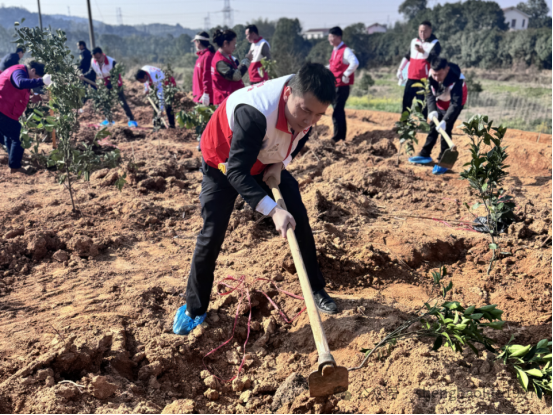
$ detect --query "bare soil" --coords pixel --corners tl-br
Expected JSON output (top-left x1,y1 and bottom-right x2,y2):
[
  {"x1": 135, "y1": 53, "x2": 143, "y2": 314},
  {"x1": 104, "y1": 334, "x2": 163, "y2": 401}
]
[{"x1": 0, "y1": 90, "x2": 551, "y2": 414}]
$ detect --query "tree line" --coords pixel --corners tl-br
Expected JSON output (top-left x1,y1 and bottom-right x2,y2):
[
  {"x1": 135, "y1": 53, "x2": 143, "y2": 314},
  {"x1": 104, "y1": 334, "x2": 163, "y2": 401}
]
[{"x1": 0, "y1": 0, "x2": 550, "y2": 73}]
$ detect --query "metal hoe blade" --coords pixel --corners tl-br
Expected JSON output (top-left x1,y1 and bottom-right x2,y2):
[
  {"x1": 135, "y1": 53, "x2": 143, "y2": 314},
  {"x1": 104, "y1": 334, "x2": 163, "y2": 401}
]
[
  {"x1": 438, "y1": 148, "x2": 458, "y2": 169},
  {"x1": 308, "y1": 363, "x2": 349, "y2": 397}
]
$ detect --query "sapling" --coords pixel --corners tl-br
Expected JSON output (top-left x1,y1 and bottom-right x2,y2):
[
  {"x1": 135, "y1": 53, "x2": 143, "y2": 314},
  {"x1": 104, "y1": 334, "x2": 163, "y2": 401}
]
[
  {"x1": 260, "y1": 57, "x2": 278, "y2": 80},
  {"x1": 15, "y1": 24, "x2": 123, "y2": 211},
  {"x1": 395, "y1": 78, "x2": 430, "y2": 161},
  {"x1": 460, "y1": 115, "x2": 515, "y2": 274},
  {"x1": 176, "y1": 105, "x2": 216, "y2": 136}
]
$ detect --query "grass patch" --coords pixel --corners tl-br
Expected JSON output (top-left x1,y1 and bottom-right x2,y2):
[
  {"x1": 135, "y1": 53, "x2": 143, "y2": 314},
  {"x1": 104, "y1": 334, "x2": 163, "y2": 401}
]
[{"x1": 346, "y1": 96, "x2": 401, "y2": 113}]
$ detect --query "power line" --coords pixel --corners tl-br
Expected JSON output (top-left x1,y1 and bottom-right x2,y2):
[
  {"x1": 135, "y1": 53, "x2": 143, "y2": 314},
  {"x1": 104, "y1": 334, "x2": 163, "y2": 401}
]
[{"x1": 222, "y1": 0, "x2": 233, "y2": 28}]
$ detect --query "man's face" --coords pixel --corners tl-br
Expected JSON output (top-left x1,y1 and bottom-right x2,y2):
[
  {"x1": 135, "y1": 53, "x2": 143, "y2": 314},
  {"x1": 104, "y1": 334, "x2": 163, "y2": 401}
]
[
  {"x1": 18, "y1": 51, "x2": 24, "y2": 59},
  {"x1": 245, "y1": 29, "x2": 257, "y2": 43},
  {"x1": 137, "y1": 77, "x2": 147, "y2": 84},
  {"x1": 431, "y1": 66, "x2": 449, "y2": 83},
  {"x1": 28, "y1": 68, "x2": 41, "y2": 79},
  {"x1": 93, "y1": 52, "x2": 103, "y2": 62},
  {"x1": 78, "y1": 44, "x2": 85, "y2": 50},
  {"x1": 283, "y1": 87, "x2": 329, "y2": 133},
  {"x1": 328, "y1": 34, "x2": 341, "y2": 47},
  {"x1": 419, "y1": 24, "x2": 432, "y2": 41}
]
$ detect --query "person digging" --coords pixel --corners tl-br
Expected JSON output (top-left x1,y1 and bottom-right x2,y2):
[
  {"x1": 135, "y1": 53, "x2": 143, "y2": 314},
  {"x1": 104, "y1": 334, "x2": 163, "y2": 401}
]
[
  {"x1": 409, "y1": 57, "x2": 467, "y2": 175},
  {"x1": 87, "y1": 47, "x2": 138, "y2": 128},
  {"x1": 0, "y1": 61, "x2": 51, "y2": 175},
  {"x1": 173, "y1": 62, "x2": 339, "y2": 335},
  {"x1": 134, "y1": 66, "x2": 176, "y2": 128}
]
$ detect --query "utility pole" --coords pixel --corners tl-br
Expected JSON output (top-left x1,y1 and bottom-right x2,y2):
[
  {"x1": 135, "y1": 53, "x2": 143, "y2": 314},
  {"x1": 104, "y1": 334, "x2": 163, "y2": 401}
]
[
  {"x1": 86, "y1": 0, "x2": 95, "y2": 48},
  {"x1": 222, "y1": 0, "x2": 233, "y2": 28},
  {"x1": 37, "y1": 0, "x2": 43, "y2": 30},
  {"x1": 116, "y1": 7, "x2": 123, "y2": 25},
  {"x1": 204, "y1": 13, "x2": 210, "y2": 31}
]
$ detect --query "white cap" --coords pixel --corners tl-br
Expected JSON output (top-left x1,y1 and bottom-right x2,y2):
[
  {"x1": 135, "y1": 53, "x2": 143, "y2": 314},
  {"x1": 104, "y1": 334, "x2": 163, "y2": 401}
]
[{"x1": 191, "y1": 35, "x2": 210, "y2": 42}]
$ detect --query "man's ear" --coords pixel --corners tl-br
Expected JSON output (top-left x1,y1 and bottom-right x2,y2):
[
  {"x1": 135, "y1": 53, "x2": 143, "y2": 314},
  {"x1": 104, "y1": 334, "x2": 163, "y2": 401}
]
[
  {"x1": 28, "y1": 68, "x2": 36, "y2": 77},
  {"x1": 283, "y1": 86, "x2": 291, "y2": 102}
]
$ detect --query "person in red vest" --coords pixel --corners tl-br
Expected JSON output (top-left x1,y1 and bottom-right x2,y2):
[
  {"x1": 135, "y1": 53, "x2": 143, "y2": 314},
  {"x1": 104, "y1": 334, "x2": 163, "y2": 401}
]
[
  {"x1": 327, "y1": 26, "x2": 358, "y2": 143},
  {"x1": 134, "y1": 66, "x2": 177, "y2": 128},
  {"x1": 409, "y1": 58, "x2": 467, "y2": 175},
  {"x1": 88, "y1": 47, "x2": 137, "y2": 127},
  {"x1": 173, "y1": 63, "x2": 339, "y2": 335},
  {"x1": 397, "y1": 21, "x2": 441, "y2": 117},
  {"x1": 210, "y1": 29, "x2": 252, "y2": 106},
  {"x1": 245, "y1": 24, "x2": 271, "y2": 84},
  {"x1": 192, "y1": 32, "x2": 215, "y2": 106},
  {"x1": 0, "y1": 61, "x2": 51, "y2": 174}
]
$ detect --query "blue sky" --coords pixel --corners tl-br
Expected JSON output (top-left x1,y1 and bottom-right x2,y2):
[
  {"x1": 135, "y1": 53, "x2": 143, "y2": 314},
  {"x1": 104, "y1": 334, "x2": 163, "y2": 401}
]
[{"x1": 5, "y1": 0, "x2": 533, "y2": 29}]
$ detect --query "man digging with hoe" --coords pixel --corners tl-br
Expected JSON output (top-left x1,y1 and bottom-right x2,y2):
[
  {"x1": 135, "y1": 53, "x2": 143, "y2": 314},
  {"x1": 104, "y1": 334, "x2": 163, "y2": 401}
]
[{"x1": 173, "y1": 63, "x2": 339, "y2": 335}]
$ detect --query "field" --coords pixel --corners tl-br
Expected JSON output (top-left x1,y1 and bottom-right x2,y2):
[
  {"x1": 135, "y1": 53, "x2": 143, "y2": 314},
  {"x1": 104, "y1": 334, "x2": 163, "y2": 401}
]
[
  {"x1": 348, "y1": 68, "x2": 553, "y2": 134},
  {"x1": 0, "y1": 84, "x2": 551, "y2": 414}
]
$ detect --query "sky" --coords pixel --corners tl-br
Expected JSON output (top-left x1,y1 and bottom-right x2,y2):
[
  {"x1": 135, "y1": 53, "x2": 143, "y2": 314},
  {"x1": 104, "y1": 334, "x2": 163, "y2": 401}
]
[{"x1": 3, "y1": 0, "x2": 533, "y2": 29}]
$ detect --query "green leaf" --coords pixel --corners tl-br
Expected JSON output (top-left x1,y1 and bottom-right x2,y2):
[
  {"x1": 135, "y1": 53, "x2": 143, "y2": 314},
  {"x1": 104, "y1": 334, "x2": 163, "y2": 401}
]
[
  {"x1": 464, "y1": 305, "x2": 476, "y2": 315},
  {"x1": 508, "y1": 344, "x2": 532, "y2": 357},
  {"x1": 525, "y1": 369, "x2": 543, "y2": 378},
  {"x1": 489, "y1": 243, "x2": 498, "y2": 250},
  {"x1": 514, "y1": 365, "x2": 529, "y2": 391}
]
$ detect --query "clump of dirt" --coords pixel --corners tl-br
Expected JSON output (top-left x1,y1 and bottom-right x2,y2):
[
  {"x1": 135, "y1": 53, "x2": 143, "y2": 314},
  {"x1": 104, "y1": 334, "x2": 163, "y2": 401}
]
[{"x1": 0, "y1": 106, "x2": 550, "y2": 414}]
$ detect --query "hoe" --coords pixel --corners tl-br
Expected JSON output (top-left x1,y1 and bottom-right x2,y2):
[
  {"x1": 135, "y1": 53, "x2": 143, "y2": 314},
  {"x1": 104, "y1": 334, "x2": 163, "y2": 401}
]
[{"x1": 266, "y1": 177, "x2": 349, "y2": 397}]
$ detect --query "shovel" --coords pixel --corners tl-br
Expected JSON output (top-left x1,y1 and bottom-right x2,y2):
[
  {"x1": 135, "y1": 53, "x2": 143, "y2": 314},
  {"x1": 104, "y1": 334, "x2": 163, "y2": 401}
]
[
  {"x1": 147, "y1": 96, "x2": 169, "y2": 129},
  {"x1": 432, "y1": 115, "x2": 458, "y2": 169},
  {"x1": 266, "y1": 177, "x2": 349, "y2": 397}
]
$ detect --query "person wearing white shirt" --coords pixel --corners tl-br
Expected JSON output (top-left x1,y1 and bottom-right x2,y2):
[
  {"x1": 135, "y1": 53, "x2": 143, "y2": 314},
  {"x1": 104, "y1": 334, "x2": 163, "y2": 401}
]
[{"x1": 327, "y1": 26, "x2": 359, "y2": 143}]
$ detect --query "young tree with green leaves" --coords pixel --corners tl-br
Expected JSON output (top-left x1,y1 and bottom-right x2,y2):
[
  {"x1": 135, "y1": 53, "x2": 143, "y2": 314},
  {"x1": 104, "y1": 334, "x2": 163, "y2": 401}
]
[
  {"x1": 87, "y1": 63, "x2": 124, "y2": 125},
  {"x1": 460, "y1": 115, "x2": 515, "y2": 274}
]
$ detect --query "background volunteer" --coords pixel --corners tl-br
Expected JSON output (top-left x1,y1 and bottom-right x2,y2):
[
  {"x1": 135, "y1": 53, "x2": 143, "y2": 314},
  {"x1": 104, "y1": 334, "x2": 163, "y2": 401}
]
[
  {"x1": 192, "y1": 32, "x2": 215, "y2": 106},
  {"x1": 327, "y1": 26, "x2": 358, "y2": 144},
  {"x1": 87, "y1": 47, "x2": 138, "y2": 127},
  {"x1": 0, "y1": 61, "x2": 51, "y2": 174},
  {"x1": 409, "y1": 57, "x2": 468, "y2": 175},
  {"x1": 210, "y1": 29, "x2": 252, "y2": 106},
  {"x1": 245, "y1": 24, "x2": 271, "y2": 85},
  {"x1": 397, "y1": 20, "x2": 441, "y2": 117},
  {"x1": 135, "y1": 66, "x2": 177, "y2": 128}
]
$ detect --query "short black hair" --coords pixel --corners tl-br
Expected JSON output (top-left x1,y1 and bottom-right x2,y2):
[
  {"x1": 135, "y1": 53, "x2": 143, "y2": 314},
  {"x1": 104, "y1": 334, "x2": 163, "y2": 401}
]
[
  {"x1": 92, "y1": 47, "x2": 103, "y2": 55},
  {"x1": 78, "y1": 40, "x2": 86, "y2": 47},
  {"x1": 431, "y1": 57, "x2": 448, "y2": 71},
  {"x1": 245, "y1": 24, "x2": 258, "y2": 34},
  {"x1": 288, "y1": 62, "x2": 337, "y2": 105},
  {"x1": 420, "y1": 20, "x2": 432, "y2": 28},
  {"x1": 212, "y1": 29, "x2": 237, "y2": 47},
  {"x1": 135, "y1": 69, "x2": 148, "y2": 81},
  {"x1": 28, "y1": 61, "x2": 45, "y2": 76},
  {"x1": 16, "y1": 47, "x2": 25, "y2": 54},
  {"x1": 329, "y1": 26, "x2": 343, "y2": 37}
]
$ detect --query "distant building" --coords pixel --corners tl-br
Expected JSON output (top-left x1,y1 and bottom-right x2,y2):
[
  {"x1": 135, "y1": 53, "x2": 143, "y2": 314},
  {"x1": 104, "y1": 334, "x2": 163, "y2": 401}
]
[
  {"x1": 367, "y1": 23, "x2": 387, "y2": 35},
  {"x1": 503, "y1": 7, "x2": 530, "y2": 31},
  {"x1": 302, "y1": 28, "x2": 330, "y2": 40}
]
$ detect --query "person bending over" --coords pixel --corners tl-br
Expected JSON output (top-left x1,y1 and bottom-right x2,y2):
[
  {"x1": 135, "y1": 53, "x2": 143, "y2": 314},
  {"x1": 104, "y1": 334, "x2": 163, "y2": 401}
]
[{"x1": 174, "y1": 63, "x2": 339, "y2": 335}]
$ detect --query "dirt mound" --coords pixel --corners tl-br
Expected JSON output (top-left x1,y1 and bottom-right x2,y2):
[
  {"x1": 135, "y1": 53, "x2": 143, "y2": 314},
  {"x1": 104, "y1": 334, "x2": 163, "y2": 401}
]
[{"x1": 0, "y1": 107, "x2": 550, "y2": 414}]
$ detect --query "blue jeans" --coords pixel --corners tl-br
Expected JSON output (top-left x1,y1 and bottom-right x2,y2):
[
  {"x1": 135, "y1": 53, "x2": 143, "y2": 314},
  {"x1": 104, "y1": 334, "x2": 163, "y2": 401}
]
[{"x1": 0, "y1": 111, "x2": 23, "y2": 169}]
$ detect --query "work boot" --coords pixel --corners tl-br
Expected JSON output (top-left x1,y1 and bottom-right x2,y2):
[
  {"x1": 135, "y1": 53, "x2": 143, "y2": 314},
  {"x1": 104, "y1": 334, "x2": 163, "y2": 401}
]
[
  {"x1": 10, "y1": 167, "x2": 36, "y2": 175},
  {"x1": 313, "y1": 288, "x2": 338, "y2": 315},
  {"x1": 173, "y1": 304, "x2": 206, "y2": 335}
]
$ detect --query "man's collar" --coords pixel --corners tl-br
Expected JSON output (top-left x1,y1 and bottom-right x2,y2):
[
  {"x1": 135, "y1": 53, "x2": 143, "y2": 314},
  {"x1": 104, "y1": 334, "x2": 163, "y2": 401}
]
[
  {"x1": 276, "y1": 87, "x2": 290, "y2": 133},
  {"x1": 334, "y1": 41, "x2": 344, "y2": 50}
]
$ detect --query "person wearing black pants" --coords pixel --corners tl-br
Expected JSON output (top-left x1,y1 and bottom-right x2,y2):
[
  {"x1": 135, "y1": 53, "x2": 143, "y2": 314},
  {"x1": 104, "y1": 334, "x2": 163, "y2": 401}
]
[
  {"x1": 409, "y1": 58, "x2": 467, "y2": 175},
  {"x1": 172, "y1": 64, "x2": 339, "y2": 335},
  {"x1": 402, "y1": 79, "x2": 427, "y2": 118}
]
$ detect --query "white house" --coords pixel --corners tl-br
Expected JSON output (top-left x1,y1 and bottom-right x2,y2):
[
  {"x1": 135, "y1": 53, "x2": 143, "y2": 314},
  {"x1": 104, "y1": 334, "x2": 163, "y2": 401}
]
[
  {"x1": 302, "y1": 28, "x2": 329, "y2": 40},
  {"x1": 503, "y1": 7, "x2": 530, "y2": 31},
  {"x1": 367, "y1": 23, "x2": 387, "y2": 35}
]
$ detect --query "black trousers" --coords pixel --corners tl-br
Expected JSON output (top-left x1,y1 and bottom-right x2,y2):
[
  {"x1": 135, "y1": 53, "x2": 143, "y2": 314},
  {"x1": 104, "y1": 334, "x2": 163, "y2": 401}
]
[
  {"x1": 117, "y1": 90, "x2": 135, "y2": 122},
  {"x1": 331, "y1": 85, "x2": 350, "y2": 142},
  {"x1": 419, "y1": 106, "x2": 463, "y2": 160},
  {"x1": 185, "y1": 160, "x2": 326, "y2": 317},
  {"x1": 402, "y1": 79, "x2": 428, "y2": 118}
]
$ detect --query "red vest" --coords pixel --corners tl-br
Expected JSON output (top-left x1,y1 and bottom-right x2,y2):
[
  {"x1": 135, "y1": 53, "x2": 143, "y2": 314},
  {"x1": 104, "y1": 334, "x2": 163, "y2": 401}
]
[
  {"x1": 407, "y1": 38, "x2": 439, "y2": 80},
  {"x1": 192, "y1": 48, "x2": 214, "y2": 103},
  {"x1": 329, "y1": 44, "x2": 354, "y2": 87},
  {"x1": 0, "y1": 64, "x2": 30, "y2": 120},
  {"x1": 211, "y1": 51, "x2": 245, "y2": 105},
  {"x1": 248, "y1": 37, "x2": 270, "y2": 83}
]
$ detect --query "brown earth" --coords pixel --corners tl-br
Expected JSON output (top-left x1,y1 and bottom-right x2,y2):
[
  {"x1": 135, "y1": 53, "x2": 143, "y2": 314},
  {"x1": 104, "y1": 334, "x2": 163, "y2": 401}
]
[{"x1": 0, "y1": 92, "x2": 551, "y2": 414}]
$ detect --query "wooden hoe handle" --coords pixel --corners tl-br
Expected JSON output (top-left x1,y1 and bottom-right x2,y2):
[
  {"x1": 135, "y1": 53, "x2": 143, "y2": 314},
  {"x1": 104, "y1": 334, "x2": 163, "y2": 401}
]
[
  {"x1": 432, "y1": 115, "x2": 456, "y2": 150},
  {"x1": 147, "y1": 96, "x2": 169, "y2": 129},
  {"x1": 266, "y1": 177, "x2": 334, "y2": 366}
]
